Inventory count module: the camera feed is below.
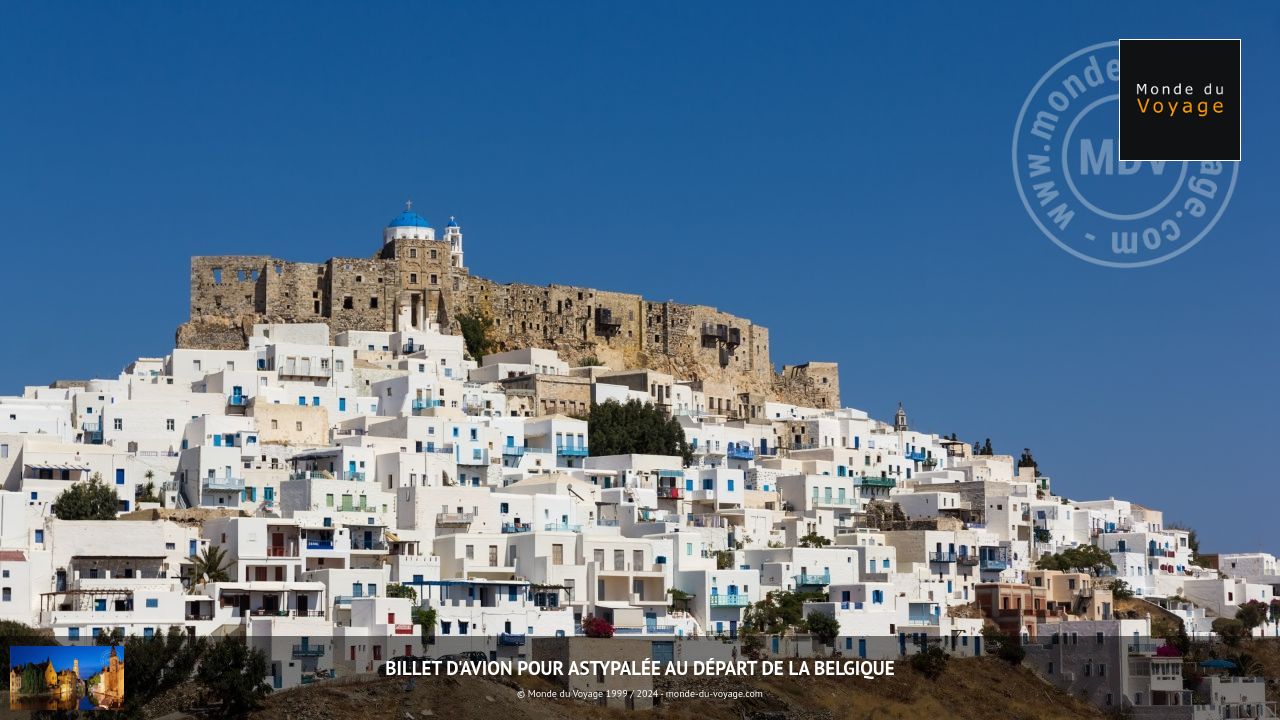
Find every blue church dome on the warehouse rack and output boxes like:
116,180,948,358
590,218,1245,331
388,210,430,229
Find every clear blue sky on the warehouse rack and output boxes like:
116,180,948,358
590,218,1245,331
0,3,1275,553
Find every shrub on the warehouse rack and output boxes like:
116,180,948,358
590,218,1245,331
909,645,950,680
581,615,614,638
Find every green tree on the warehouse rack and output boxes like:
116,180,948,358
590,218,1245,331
104,627,205,719
385,584,417,602
712,550,734,570
51,472,119,520
743,590,825,636
456,311,494,360
1036,545,1115,576
586,399,692,465
1108,579,1135,600
1212,617,1247,646
187,545,232,592
196,637,271,717
412,606,437,643
798,532,831,548
807,611,840,647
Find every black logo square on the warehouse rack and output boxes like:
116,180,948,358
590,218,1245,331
1119,39,1240,161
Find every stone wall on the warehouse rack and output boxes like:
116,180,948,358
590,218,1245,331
181,240,841,408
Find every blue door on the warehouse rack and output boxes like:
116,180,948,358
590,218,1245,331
858,639,867,658
652,641,674,665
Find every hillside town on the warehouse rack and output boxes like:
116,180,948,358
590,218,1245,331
0,208,1274,719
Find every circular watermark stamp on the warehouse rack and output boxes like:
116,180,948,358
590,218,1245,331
1012,41,1238,268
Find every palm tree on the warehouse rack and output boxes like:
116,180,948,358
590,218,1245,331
187,546,232,593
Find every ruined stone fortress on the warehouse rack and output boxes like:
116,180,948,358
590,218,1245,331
179,204,839,410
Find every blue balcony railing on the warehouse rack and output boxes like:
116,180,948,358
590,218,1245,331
929,552,957,563
292,644,326,657
794,573,831,586
556,446,589,457
306,541,335,551
980,559,1009,571
498,633,526,646
203,477,245,492
905,450,927,462
727,446,755,460
333,595,354,605
228,395,248,407
502,446,526,457
544,522,582,532
411,398,443,411
709,594,749,608
860,476,896,489
502,522,532,534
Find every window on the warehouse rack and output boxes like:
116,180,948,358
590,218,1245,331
68,627,79,640
34,530,43,543
0,444,7,459
370,297,379,309
295,422,303,431
113,418,123,430
410,273,418,284
271,419,279,430
1,588,9,602
166,419,175,431
145,598,158,608
342,296,354,309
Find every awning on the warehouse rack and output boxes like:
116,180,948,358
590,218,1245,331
24,462,91,471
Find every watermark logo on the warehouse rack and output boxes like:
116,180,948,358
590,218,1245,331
1012,41,1238,268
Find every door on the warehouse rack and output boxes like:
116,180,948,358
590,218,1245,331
363,531,373,550
297,595,309,616
858,639,867,658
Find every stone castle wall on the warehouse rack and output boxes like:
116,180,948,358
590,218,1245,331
182,239,839,407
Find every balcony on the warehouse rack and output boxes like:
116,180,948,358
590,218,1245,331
337,500,371,512
436,513,474,528
305,540,335,551
228,395,249,407
905,450,927,462
498,633,526,647
502,446,526,458
278,362,332,378
859,476,896,489
727,446,755,461
556,445,589,457
957,555,979,566
980,559,1009,571
814,496,857,506
411,398,443,412
658,487,683,499
82,421,104,444
292,644,326,657
929,552,957,563
267,545,299,557
203,477,245,492
709,594,749,608
351,540,388,551
794,573,831,586
333,595,353,605
543,522,582,532
501,522,532,534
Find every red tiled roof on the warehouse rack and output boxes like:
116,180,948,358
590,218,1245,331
0,550,27,562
